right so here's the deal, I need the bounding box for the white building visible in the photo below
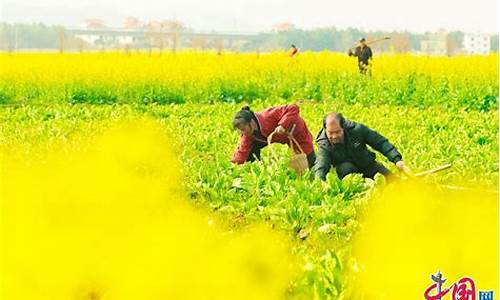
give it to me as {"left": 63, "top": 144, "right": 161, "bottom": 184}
{"left": 420, "top": 31, "right": 448, "bottom": 55}
{"left": 75, "top": 34, "right": 101, "bottom": 45}
{"left": 117, "top": 36, "right": 134, "bottom": 45}
{"left": 463, "top": 34, "right": 490, "bottom": 55}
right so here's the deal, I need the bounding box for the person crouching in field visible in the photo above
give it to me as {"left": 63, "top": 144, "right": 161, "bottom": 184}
{"left": 314, "top": 112, "right": 413, "bottom": 181}
{"left": 231, "top": 104, "right": 316, "bottom": 168}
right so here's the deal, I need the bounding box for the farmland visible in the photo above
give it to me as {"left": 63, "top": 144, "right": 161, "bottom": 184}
{"left": 0, "top": 52, "right": 498, "bottom": 299}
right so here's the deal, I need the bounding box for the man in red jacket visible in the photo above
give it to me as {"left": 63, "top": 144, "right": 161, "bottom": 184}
{"left": 231, "top": 104, "right": 316, "bottom": 168}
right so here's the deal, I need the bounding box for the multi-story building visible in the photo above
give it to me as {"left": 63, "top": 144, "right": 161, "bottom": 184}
{"left": 420, "top": 30, "right": 448, "bottom": 55}
{"left": 463, "top": 33, "right": 490, "bottom": 55}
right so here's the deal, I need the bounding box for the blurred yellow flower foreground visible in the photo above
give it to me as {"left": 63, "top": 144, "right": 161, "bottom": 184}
{"left": 0, "top": 120, "right": 293, "bottom": 300}
{"left": 350, "top": 181, "right": 498, "bottom": 299}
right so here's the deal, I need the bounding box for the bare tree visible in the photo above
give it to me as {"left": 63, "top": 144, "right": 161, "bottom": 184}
{"left": 392, "top": 33, "right": 411, "bottom": 53}
{"left": 192, "top": 36, "right": 208, "bottom": 50}
{"left": 446, "top": 35, "right": 459, "bottom": 56}
{"left": 162, "top": 20, "right": 185, "bottom": 53}
{"left": 57, "top": 26, "right": 65, "bottom": 53}
{"left": 144, "top": 21, "right": 162, "bottom": 55}
{"left": 215, "top": 37, "right": 224, "bottom": 55}
{"left": 144, "top": 20, "right": 185, "bottom": 54}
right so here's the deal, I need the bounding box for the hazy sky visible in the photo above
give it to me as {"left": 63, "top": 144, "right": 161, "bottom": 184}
{"left": 1, "top": 0, "right": 498, "bottom": 33}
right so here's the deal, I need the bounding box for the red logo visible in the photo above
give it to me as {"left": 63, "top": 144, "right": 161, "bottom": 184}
{"left": 424, "top": 271, "right": 476, "bottom": 300}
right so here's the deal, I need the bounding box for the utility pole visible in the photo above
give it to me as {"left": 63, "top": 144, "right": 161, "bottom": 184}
{"left": 14, "top": 24, "right": 18, "bottom": 51}
{"left": 58, "top": 26, "right": 65, "bottom": 53}
{"left": 78, "top": 39, "right": 84, "bottom": 53}
{"left": 172, "top": 30, "right": 177, "bottom": 54}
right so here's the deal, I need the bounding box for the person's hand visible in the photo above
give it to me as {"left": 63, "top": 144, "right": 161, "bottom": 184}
{"left": 396, "top": 160, "right": 414, "bottom": 177}
{"left": 274, "top": 125, "right": 286, "bottom": 135}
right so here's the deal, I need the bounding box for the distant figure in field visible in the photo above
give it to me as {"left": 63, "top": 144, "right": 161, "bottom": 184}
{"left": 289, "top": 44, "right": 299, "bottom": 57}
{"left": 314, "top": 112, "right": 413, "bottom": 181}
{"left": 348, "top": 38, "right": 373, "bottom": 74}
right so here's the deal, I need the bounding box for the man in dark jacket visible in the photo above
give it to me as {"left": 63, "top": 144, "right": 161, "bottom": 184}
{"left": 348, "top": 38, "right": 373, "bottom": 74}
{"left": 314, "top": 112, "right": 413, "bottom": 181}
{"left": 289, "top": 44, "right": 299, "bottom": 57}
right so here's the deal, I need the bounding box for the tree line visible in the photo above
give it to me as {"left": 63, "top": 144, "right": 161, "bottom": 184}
{"left": 0, "top": 22, "right": 498, "bottom": 53}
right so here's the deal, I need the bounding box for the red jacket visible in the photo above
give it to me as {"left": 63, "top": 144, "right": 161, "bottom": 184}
{"left": 231, "top": 104, "right": 314, "bottom": 164}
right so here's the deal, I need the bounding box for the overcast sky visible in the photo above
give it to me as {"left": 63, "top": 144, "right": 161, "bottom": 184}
{"left": 1, "top": 0, "right": 498, "bottom": 33}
